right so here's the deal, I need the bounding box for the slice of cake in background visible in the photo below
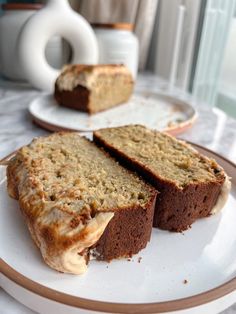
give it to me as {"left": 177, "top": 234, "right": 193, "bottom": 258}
{"left": 54, "top": 64, "right": 134, "bottom": 114}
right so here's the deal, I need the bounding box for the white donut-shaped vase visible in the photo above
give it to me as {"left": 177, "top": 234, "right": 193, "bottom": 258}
{"left": 18, "top": 0, "right": 98, "bottom": 91}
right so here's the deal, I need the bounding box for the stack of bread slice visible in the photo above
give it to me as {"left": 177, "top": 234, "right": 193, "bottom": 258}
{"left": 7, "top": 125, "right": 230, "bottom": 274}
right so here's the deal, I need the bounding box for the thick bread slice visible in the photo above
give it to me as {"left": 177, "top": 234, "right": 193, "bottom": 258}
{"left": 7, "top": 132, "right": 157, "bottom": 274}
{"left": 94, "top": 125, "right": 231, "bottom": 231}
{"left": 54, "top": 64, "right": 134, "bottom": 114}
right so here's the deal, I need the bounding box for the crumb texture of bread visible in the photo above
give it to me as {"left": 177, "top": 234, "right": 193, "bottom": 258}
{"left": 7, "top": 132, "right": 157, "bottom": 274}
{"left": 94, "top": 125, "right": 230, "bottom": 231}
{"left": 54, "top": 64, "right": 134, "bottom": 114}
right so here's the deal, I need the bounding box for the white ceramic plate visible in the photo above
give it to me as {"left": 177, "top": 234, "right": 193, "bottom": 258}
{"left": 29, "top": 92, "right": 197, "bottom": 135}
{"left": 0, "top": 144, "right": 235, "bottom": 314}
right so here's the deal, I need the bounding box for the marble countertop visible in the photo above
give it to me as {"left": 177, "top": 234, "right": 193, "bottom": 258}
{"left": 0, "top": 73, "right": 235, "bottom": 313}
{"left": 1, "top": 73, "right": 236, "bottom": 162}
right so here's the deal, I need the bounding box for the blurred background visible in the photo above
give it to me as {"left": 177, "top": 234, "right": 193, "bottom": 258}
{"left": 0, "top": 0, "right": 236, "bottom": 117}
{"left": 0, "top": 3, "right": 236, "bottom": 313}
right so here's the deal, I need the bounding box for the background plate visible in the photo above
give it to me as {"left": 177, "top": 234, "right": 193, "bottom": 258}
{"left": 29, "top": 92, "right": 197, "bottom": 135}
{"left": 0, "top": 144, "right": 235, "bottom": 314}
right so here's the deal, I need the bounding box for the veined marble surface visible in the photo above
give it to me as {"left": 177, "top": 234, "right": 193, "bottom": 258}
{"left": 0, "top": 74, "right": 236, "bottom": 162}
{"left": 0, "top": 73, "right": 235, "bottom": 314}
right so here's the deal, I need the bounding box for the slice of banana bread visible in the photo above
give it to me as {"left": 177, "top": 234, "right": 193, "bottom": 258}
{"left": 54, "top": 64, "right": 134, "bottom": 114}
{"left": 94, "top": 125, "right": 231, "bottom": 232}
{"left": 6, "top": 132, "right": 157, "bottom": 275}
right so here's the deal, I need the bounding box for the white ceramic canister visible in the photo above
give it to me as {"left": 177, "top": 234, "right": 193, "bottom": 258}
{"left": 0, "top": 3, "right": 41, "bottom": 81}
{"left": 93, "top": 23, "right": 139, "bottom": 79}
{"left": 0, "top": 3, "right": 70, "bottom": 82}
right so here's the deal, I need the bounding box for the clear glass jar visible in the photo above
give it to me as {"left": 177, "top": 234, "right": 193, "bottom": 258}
{"left": 93, "top": 23, "right": 139, "bottom": 79}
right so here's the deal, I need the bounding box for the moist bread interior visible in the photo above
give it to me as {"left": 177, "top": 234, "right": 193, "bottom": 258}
{"left": 94, "top": 125, "right": 224, "bottom": 188}
{"left": 19, "top": 133, "right": 152, "bottom": 212}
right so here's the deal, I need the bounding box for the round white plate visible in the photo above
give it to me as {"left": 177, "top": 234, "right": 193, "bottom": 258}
{"left": 0, "top": 144, "right": 235, "bottom": 314}
{"left": 29, "top": 92, "right": 197, "bottom": 134}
